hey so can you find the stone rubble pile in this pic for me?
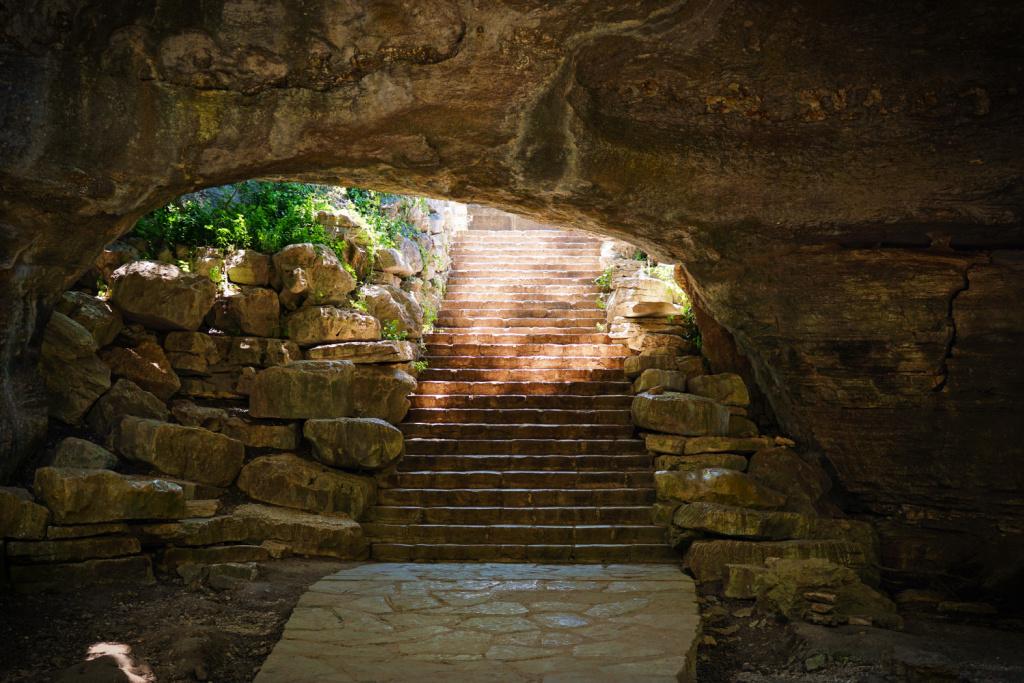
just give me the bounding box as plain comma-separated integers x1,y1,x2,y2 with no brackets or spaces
0,200,464,591
600,239,894,630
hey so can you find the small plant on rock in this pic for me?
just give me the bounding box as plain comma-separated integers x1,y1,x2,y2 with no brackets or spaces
381,320,409,341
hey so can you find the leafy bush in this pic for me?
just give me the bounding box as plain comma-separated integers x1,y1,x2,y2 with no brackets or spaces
380,320,409,341
346,188,423,252
132,181,336,255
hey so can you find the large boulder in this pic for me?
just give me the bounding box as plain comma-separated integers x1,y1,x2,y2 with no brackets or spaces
633,368,689,393
624,354,704,379
39,312,111,424
109,260,217,330
54,290,123,346
53,437,118,470
685,538,876,584
748,447,834,514
375,246,414,276
285,305,381,345
34,467,186,524
654,454,748,472
399,236,424,275
672,502,877,552
605,275,680,319
225,248,271,286
94,242,141,284
656,468,787,509
754,558,902,629
249,360,355,419
163,331,220,374
206,285,280,337
272,243,356,309
100,340,181,400
359,284,424,339
632,391,730,436
306,340,417,363
236,454,375,519
304,418,404,470
687,373,750,407
86,379,169,436
212,336,301,368
351,366,416,423
114,416,245,487
683,436,774,455
0,487,50,539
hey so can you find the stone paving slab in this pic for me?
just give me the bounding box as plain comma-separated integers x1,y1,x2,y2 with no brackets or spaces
256,562,700,683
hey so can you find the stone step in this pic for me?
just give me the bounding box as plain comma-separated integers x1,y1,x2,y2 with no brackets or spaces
440,298,601,309
426,343,627,358
370,543,678,563
451,261,602,270
445,284,601,294
444,294,602,304
427,327,609,337
404,438,645,455
377,487,657,506
367,505,656,525
446,275,597,286
409,394,633,409
400,423,636,440
417,368,624,382
459,232,598,242
425,355,624,370
382,470,655,489
436,317,605,329
450,269,599,279
438,307,604,319
424,332,612,345
415,380,631,395
404,408,632,425
364,523,667,545
451,250,601,259
398,453,652,471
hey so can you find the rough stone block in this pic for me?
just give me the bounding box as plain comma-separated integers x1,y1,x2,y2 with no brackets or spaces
249,360,355,419
114,417,245,487
34,468,186,524
304,417,405,471
109,260,217,330
687,373,750,407
236,454,376,519
655,468,786,509
0,487,50,540
632,391,730,436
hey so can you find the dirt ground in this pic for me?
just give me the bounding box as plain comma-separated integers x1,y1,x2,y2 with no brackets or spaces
694,590,1024,683
3,562,1024,682
0,559,346,682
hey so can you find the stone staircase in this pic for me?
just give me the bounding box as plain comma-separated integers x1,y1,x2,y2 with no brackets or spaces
365,227,676,562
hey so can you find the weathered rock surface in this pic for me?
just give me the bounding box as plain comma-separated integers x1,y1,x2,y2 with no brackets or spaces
236,454,375,519
687,373,750,407
351,366,417,423
114,416,245,487
684,436,773,455
6,536,140,563
213,336,301,368
163,331,220,374
306,340,417,363
633,368,688,393
100,340,181,400
34,468,186,524
53,437,118,470
754,558,901,629
286,305,381,346
672,502,876,551
8,556,154,591
685,539,875,584
222,417,300,450
359,284,424,339
55,291,123,346
748,448,834,514
225,249,271,286
39,312,111,424
644,433,688,455
94,242,141,284
206,285,280,337
0,487,49,539
272,243,356,309
304,418,404,471
109,261,217,330
632,392,730,436
654,454,747,472
87,379,170,436
249,360,355,419
605,275,680,319
656,468,786,509
376,247,414,277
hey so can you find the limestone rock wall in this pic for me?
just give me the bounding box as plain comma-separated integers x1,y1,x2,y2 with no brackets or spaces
0,196,462,590
0,1,1022,596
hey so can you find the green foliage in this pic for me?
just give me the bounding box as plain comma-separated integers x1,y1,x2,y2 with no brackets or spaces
346,188,421,253
132,181,336,255
595,295,606,310
421,301,439,333
381,320,409,341
410,359,429,373
594,266,613,292
643,262,701,350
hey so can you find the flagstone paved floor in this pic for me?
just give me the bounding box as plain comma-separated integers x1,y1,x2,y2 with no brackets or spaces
255,563,700,682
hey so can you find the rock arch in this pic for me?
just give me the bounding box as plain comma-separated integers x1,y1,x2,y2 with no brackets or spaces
2,0,1023,594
